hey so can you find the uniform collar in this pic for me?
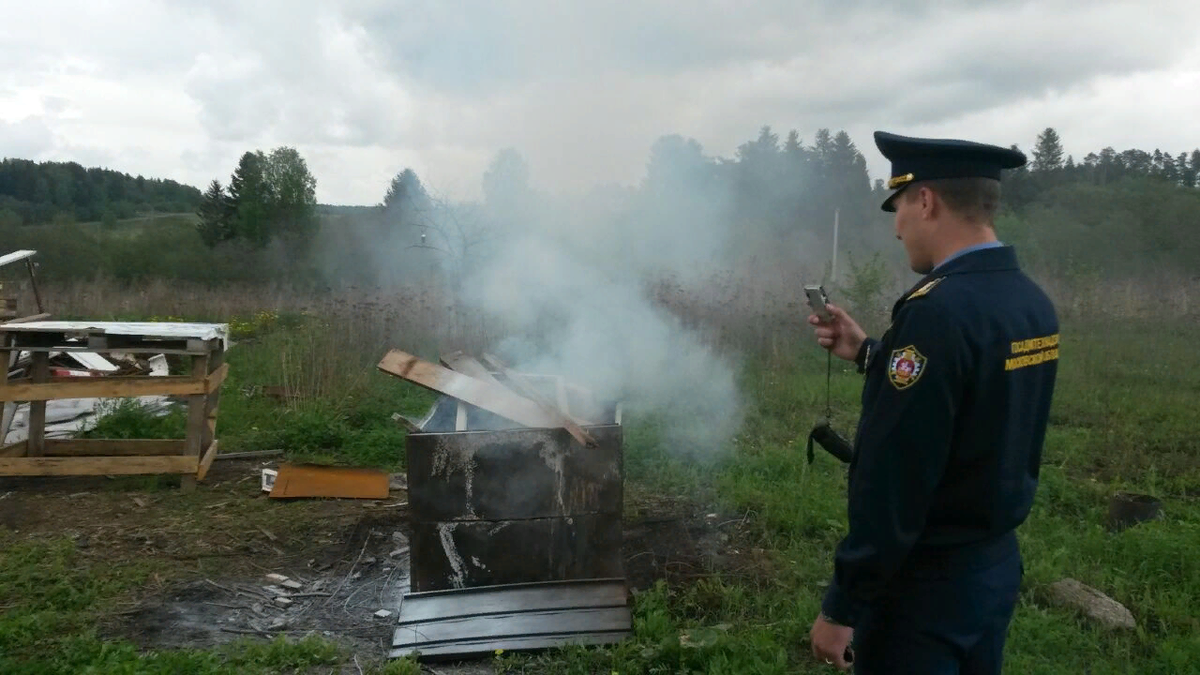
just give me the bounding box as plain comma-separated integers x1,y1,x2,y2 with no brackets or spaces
893,245,1021,316
931,240,1005,273
928,243,1020,277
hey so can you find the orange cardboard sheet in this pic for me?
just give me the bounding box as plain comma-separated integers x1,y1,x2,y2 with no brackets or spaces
268,463,390,499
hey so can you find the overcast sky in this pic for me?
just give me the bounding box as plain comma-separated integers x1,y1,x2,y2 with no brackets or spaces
2,0,1199,205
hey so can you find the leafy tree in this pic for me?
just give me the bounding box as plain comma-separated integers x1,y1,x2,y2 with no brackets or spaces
262,146,319,251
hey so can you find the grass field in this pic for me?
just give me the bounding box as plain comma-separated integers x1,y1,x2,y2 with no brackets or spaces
1,290,1198,673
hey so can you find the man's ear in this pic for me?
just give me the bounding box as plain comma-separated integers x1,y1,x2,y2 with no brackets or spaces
919,186,937,220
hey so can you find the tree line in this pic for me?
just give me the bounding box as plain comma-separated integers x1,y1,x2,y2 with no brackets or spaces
365,125,1199,284
0,158,201,226
1,125,1195,287
192,124,1200,287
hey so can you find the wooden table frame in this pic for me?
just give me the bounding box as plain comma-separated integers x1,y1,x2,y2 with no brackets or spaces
0,327,228,492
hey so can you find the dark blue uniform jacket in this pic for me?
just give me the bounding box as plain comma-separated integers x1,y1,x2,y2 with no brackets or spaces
822,245,1059,627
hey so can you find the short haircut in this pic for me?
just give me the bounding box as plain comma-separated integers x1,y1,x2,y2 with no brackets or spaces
904,177,1001,223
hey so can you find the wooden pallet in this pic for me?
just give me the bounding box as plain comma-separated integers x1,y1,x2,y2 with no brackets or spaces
0,323,228,491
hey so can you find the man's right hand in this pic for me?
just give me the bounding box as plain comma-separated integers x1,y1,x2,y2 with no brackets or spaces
808,304,867,363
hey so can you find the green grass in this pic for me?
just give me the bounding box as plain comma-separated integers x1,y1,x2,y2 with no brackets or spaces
2,315,1198,673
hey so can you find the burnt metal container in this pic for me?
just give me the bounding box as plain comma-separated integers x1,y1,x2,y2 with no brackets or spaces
405,396,624,593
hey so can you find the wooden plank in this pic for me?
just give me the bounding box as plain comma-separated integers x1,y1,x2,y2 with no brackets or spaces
205,362,229,393
86,334,195,354
482,354,594,446
377,350,560,429
2,313,51,325
0,455,199,476
0,440,27,457
409,514,624,592
482,355,591,423
212,449,283,460
398,579,627,624
25,258,43,313
196,440,219,481
27,352,48,456
2,344,209,357
391,630,629,660
0,376,207,402
204,348,224,479
0,338,12,445
439,351,504,386
180,353,209,493
43,439,185,456
406,425,623,522
203,348,224,451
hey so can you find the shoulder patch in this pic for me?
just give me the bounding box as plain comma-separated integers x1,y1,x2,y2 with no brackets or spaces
906,277,945,301
888,345,927,390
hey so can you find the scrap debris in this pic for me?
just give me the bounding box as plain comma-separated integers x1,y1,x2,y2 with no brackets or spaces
2,347,173,445
267,463,390,500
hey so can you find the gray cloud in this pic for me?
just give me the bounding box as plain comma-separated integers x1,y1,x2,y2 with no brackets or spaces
0,0,1198,203
0,117,56,159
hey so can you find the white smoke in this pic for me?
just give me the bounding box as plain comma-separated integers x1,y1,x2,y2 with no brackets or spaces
460,228,744,458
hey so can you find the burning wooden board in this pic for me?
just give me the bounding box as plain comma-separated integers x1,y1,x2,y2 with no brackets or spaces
377,350,563,431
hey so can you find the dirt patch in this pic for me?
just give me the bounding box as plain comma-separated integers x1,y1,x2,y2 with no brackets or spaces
1,458,762,672
1,459,413,659
622,496,773,593
106,512,411,656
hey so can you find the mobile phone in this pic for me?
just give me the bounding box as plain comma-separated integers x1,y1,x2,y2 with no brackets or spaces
804,284,833,322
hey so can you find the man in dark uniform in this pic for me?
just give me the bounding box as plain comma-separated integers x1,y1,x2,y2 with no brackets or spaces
807,131,1060,673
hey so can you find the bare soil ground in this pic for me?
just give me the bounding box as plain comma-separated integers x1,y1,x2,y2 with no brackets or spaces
0,459,763,672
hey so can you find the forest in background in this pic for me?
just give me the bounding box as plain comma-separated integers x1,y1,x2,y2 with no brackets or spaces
0,126,1196,295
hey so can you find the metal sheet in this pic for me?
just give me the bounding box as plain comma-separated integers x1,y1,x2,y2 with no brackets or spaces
0,250,36,268
397,578,628,624
2,396,172,445
410,515,624,592
0,321,229,349
391,579,630,661
407,424,623,522
64,351,119,372
396,607,630,644
391,631,628,660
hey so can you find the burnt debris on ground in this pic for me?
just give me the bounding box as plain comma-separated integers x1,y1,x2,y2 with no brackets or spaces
110,510,412,655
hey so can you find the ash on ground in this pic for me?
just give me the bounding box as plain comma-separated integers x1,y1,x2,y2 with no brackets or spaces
113,516,411,655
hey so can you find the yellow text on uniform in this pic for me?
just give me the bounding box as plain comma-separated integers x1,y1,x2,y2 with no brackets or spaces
1010,333,1059,355
1005,347,1059,371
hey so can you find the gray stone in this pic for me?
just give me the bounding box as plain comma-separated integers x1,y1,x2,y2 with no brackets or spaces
1047,578,1136,630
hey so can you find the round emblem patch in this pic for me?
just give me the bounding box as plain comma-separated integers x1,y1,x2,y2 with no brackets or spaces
888,345,927,390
